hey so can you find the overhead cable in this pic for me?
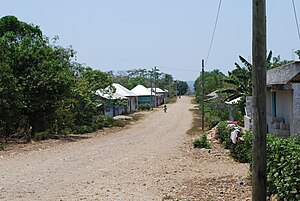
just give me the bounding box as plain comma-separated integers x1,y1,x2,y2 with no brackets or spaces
205,0,222,66
292,0,300,40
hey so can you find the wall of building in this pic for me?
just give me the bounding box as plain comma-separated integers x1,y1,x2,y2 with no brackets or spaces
276,89,293,125
127,97,137,112
104,106,114,117
137,96,154,105
292,83,300,135
266,88,293,136
266,91,272,133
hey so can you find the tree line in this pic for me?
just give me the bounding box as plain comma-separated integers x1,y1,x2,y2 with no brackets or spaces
0,16,188,142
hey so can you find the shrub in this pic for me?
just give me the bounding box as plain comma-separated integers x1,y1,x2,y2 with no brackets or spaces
193,134,211,149
216,122,300,200
209,115,222,129
0,144,5,151
103,117,115,127
216,121,233,149
267,134,300,200
74,125,93,134
138,104,151,110
230,131,252,163
34,132,53,141
112,119,128,127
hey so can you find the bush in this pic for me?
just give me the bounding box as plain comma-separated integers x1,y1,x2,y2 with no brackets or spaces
216,121,234,149
103,117,115,127
216,122,300,200
74,125,93,134
209,115,222,129
267,134,300,200
138,104,151,110
193,134,211,149
231,131,252,163
34,132,53,141
112,119,128,127
0,144,5,151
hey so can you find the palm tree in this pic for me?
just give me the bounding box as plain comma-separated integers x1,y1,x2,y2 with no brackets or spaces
224,51,273,100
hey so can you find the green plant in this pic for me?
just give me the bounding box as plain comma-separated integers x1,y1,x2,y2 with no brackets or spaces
193,134,211,149
216,121,233,149
138,104,151,110
0,144,5,151
216,122,300,200
112,119,128,127
231,130,252,163
209,115,222,129
34,132,53,141
267,134,300,200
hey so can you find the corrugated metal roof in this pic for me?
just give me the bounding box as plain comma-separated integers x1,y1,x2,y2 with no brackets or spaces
112,83,137,97
147,87,166,93
267,61,300,85
131,85,152,96
95,89,128,100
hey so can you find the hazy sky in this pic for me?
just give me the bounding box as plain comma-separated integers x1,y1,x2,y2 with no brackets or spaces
1,1,299,81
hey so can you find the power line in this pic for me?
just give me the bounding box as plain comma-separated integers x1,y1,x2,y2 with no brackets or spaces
205,0,222,66
292,0,300,40
156,66,198,73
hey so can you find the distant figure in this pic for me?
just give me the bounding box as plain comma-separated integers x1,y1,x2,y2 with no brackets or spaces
163,104,167,113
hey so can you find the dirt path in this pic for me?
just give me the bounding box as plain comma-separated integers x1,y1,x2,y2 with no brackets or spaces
0,96,250,200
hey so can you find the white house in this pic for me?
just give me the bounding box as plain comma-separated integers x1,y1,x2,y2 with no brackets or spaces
131,85,155,106
95,88,128,117
112,83,138,113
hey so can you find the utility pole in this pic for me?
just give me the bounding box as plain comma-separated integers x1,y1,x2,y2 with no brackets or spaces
202,59,205,132
252,0,267,200
175,81,178,97
150,69,153,110
154,66,157,107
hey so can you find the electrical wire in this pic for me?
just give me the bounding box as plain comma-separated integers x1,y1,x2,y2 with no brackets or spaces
205,0,222,66
292,0,300,40
156,66,198,73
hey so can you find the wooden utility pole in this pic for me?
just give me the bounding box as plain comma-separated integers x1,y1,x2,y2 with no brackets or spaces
252,0,267,200
150,68,153,110
154,66,157,107
201,59,205,132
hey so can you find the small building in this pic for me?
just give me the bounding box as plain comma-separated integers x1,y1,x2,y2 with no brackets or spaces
112,83,138,113
245,61,300,136
147,87,168,106
131,85,155,106
266,61,300,136
95,89,128,117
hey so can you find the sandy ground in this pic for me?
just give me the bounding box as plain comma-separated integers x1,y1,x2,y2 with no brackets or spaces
0,96,251,200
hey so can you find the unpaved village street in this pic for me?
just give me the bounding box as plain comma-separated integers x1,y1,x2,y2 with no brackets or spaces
0,97,250,200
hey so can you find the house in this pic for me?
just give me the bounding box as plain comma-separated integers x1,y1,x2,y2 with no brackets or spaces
112,83,138,113
266,61,300,136
245,61,300,136
95,88,128,117
147,87,168,106
131,85,155,106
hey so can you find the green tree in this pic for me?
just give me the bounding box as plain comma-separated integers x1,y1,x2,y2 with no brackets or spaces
176,80,188,95
194,69,226,103
0,16,74,138
65,64,112,133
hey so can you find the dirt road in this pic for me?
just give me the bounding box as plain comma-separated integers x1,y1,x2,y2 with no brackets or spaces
0,96,250,200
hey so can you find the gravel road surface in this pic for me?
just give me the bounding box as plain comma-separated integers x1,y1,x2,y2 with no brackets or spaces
0,96,250,200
